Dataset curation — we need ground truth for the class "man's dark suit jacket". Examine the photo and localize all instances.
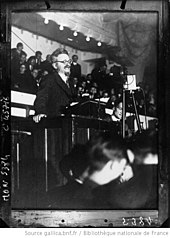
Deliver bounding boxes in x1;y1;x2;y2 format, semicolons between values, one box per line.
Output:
34;72;75;118
70;63;81;80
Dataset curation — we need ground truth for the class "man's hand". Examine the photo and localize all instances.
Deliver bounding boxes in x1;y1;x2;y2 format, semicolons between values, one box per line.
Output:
33;114;47;123
119;164;134;183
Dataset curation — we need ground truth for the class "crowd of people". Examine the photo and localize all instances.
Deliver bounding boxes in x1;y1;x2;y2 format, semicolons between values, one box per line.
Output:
11;42;157;118
41;129;158;209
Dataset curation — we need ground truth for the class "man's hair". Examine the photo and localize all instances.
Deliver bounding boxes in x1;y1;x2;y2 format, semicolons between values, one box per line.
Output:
129;129;158;164
35;51;42;56
20;51;27;57
27;56;36;63
17;42;23;48
59;144;88;180
72;54;78;59
114;98;123;108
51;48;69;58
87;132;128;174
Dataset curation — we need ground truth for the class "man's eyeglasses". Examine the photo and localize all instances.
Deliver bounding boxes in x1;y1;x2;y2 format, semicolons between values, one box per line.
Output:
56;59;72;65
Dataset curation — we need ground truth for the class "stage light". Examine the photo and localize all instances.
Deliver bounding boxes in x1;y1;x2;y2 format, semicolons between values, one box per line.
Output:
44;18;49;24
73;31;78;36
86;36;90;42
59;25;64;31
97;41;102;47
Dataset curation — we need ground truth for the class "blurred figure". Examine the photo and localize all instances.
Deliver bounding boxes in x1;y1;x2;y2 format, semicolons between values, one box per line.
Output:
70;54;81;81
129;129;158;165
85;133;128;186
81;132;132;208
108;129;158;209
43;133;130;209
42;144;90;209
147;91;157;116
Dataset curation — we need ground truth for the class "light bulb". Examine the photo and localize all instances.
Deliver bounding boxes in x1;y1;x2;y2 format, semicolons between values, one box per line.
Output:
73;31;78;37
97;41;102;47
44;18;49;24
86;36;90;42
59;25;64;31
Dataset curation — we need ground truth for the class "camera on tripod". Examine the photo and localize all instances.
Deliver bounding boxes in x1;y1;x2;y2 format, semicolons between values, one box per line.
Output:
124;75;139;91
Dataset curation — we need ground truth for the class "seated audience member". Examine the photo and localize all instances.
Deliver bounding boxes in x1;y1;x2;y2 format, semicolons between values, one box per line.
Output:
91;63;108;90
89;85;98;99
41;54;54;73
11;64;27;90
72;77;79;89
147;91;157;116
25;68;40;94
70;54;81;81
35;51;43;70
11;43;27;76
106;94;117;109
108;62;125;93
107;129;158;209
111;98;123;121
11;42;25;62
102;90;109;98
76;84;85;100
20;51;27;65
86;73;93;89
26;56;36;73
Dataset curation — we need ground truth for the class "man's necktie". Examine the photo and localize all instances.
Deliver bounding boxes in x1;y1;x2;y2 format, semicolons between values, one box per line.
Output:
66;79;70;88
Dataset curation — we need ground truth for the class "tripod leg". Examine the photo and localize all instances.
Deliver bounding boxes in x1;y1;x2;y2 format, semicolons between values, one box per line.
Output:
122;89;126;138
131;91;142;133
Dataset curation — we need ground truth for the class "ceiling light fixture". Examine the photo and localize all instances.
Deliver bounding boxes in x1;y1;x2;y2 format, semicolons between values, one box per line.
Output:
59;25;64;31
86;36;90;42
97;41;102;47
73;31;78;37
44;18;49;24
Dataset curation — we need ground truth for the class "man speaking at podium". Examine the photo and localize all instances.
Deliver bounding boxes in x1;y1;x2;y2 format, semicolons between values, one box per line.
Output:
33;48;75;123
